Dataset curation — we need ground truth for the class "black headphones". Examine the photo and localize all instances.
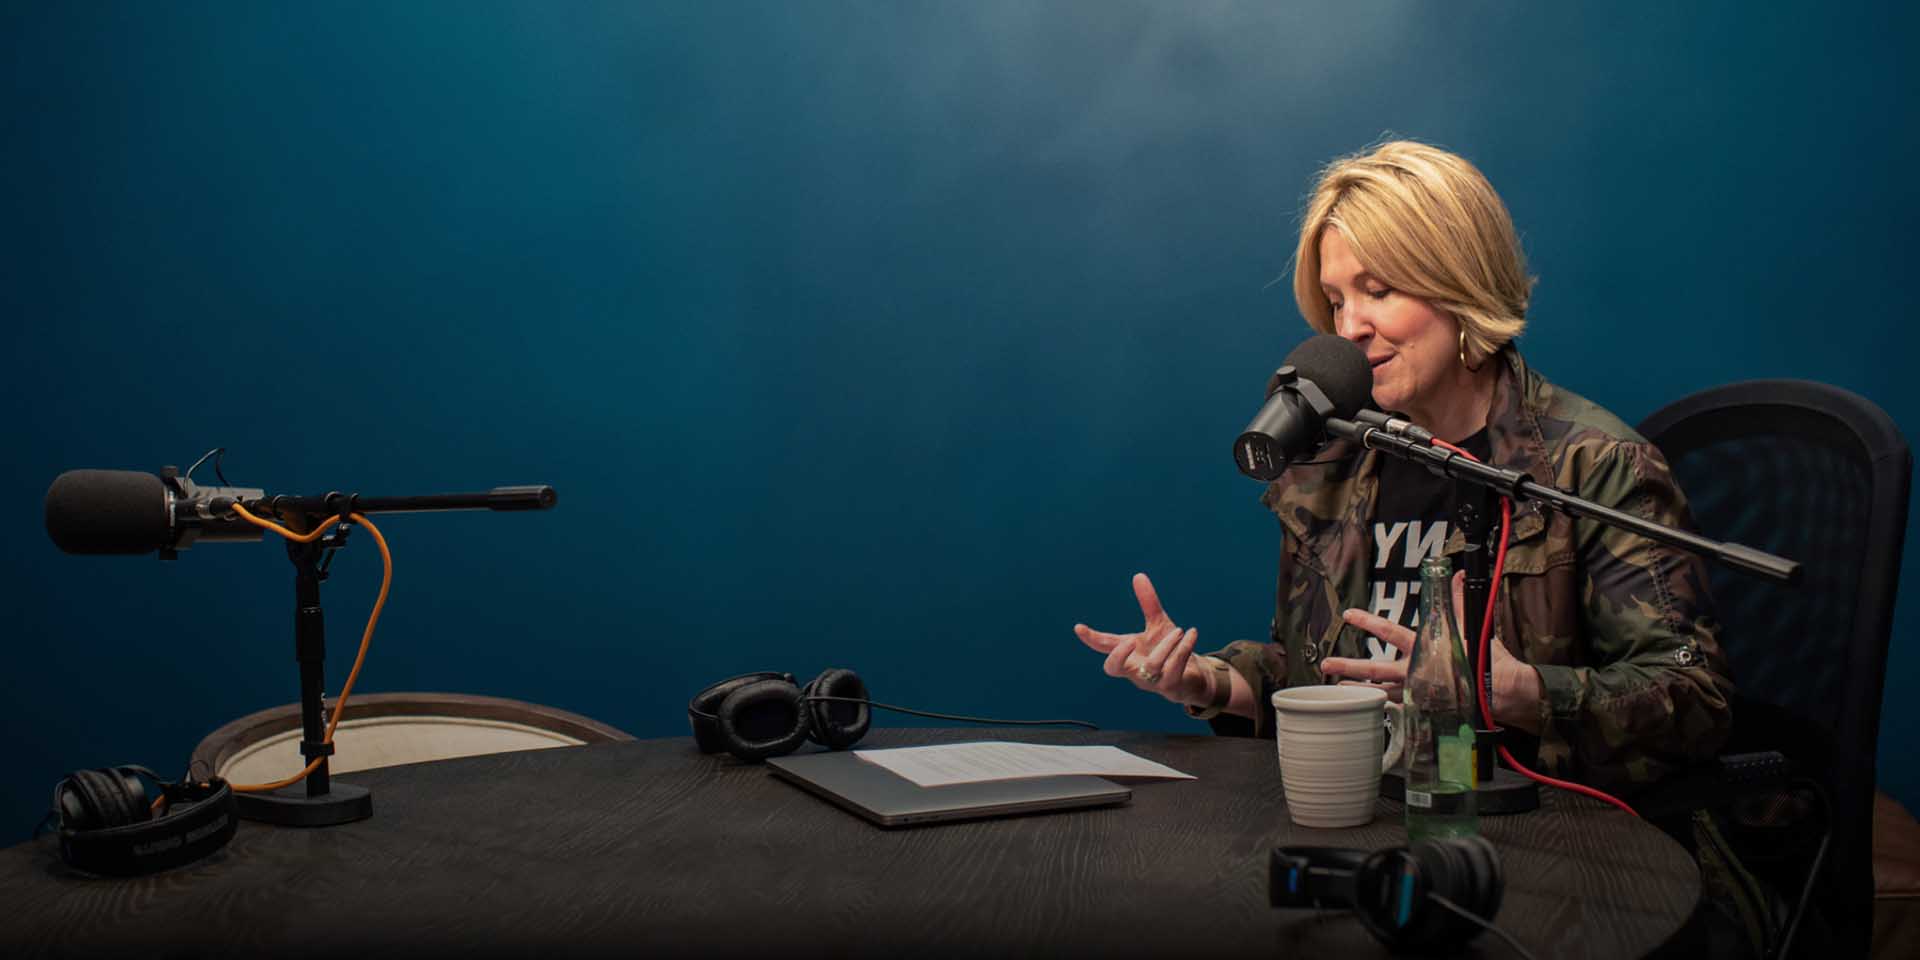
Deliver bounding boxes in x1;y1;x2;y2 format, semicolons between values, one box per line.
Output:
1270;835;1506;952
688;669;874;763
48;765;238;876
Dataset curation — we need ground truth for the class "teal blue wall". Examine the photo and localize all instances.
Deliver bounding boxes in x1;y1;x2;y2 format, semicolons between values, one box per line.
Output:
5;2;1916;832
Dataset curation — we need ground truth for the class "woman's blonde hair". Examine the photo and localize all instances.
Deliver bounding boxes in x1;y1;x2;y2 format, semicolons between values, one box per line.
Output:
1292;140;1533;367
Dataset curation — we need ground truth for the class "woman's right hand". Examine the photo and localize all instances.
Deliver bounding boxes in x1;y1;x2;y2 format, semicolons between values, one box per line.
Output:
1073;573;1210;706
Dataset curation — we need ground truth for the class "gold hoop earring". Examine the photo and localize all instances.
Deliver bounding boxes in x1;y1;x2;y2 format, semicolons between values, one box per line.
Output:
1458;328;1475;371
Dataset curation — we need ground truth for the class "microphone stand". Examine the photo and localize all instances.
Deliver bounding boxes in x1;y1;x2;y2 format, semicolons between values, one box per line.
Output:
1439;482;1545;812
228;485;557;827
1325;418;1800;816
1324;421;1800;581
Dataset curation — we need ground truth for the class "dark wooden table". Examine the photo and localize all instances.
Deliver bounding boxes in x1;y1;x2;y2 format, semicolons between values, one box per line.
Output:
0;728;1697;957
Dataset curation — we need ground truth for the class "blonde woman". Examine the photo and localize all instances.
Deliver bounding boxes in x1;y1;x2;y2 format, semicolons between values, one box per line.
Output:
1073;140;1733;793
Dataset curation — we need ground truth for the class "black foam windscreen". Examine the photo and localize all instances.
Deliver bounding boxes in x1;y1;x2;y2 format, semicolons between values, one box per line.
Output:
1281;334;1373;420
44;470;170;555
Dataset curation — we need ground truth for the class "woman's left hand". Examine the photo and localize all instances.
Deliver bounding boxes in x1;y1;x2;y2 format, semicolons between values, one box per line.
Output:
1317;571;1543;732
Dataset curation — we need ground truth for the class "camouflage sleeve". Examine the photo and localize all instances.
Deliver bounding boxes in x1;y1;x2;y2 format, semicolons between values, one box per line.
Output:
1202;635;1286;738
1530;442;1735;788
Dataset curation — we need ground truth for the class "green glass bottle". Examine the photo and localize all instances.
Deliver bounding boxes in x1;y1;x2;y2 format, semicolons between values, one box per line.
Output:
1404;556;1479;842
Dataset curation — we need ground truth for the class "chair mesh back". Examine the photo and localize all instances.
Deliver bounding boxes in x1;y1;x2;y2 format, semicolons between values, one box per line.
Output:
1640;380;1909;957
1665;427;1869;736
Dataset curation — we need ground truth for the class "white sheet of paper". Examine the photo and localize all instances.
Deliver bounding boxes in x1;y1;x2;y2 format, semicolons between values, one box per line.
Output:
853;741;1195;788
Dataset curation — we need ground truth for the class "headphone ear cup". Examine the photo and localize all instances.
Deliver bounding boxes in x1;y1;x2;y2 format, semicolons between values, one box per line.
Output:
715;677;810;763
1408;837;1501;949
1350;847;1422;950
1409;840;1466;945
108;767;153;825
65;768;143;831
57;771;108;831
802;668;870;750
1452;835;1504;926
1327;838;1507;953
689;672;793;754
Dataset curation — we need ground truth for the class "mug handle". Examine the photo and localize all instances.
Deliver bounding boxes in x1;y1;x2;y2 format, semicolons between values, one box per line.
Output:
1380;701;1406;773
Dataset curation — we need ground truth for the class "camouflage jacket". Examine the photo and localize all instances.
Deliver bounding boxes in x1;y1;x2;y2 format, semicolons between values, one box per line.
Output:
1203;347;1734;791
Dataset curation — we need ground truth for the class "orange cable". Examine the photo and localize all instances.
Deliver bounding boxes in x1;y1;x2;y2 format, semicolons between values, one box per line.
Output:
223;503;392;794
230;505;343;543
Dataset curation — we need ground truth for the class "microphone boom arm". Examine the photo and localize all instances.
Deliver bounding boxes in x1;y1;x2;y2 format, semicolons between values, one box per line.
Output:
232;485;558;520
1325;418;1800;584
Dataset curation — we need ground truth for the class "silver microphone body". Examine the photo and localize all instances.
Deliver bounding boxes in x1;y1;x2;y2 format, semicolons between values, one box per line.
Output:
1353;409;1435;445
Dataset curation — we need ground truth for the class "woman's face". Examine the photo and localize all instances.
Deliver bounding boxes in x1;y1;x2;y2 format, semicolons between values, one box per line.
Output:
1317;227;1462;419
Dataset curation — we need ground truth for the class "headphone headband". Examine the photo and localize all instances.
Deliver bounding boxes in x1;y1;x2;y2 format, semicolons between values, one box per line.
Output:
686;672;794;720
57;774;237;877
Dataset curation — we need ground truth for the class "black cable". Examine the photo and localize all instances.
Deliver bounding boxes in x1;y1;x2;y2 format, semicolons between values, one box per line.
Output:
1695;801;1777;956
1773;779;1832;960
799;695;1098;730
183;447;223;483
29;808;59;841
1427;892;1540;960
32;777;69;841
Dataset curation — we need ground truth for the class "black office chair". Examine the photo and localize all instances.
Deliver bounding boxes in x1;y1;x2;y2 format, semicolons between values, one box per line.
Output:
1639;379;1911;958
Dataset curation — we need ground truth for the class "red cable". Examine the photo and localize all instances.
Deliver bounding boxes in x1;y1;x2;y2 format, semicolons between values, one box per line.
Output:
1477;496;1511;726
1428;438;1639;818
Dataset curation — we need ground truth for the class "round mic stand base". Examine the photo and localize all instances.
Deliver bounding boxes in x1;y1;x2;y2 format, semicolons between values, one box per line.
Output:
236;782;373;827
1380;768;1540;815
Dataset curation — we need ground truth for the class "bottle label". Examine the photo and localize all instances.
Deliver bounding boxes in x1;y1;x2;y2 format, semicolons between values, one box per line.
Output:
1439;724;1477;789
1409;784;1475;816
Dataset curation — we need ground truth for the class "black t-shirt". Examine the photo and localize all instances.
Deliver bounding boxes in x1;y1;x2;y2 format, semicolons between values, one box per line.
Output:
1362;427;1491;664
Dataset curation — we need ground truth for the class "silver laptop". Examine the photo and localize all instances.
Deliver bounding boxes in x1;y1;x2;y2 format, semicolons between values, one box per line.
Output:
767;750;1132;826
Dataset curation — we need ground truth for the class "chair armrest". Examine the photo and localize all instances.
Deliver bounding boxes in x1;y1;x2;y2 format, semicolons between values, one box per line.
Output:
1631;751;1794;819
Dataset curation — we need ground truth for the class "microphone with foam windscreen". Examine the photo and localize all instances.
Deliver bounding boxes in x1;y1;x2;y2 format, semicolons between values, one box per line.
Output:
45;469;266;556
1233;334;1374;481
45;467;559;558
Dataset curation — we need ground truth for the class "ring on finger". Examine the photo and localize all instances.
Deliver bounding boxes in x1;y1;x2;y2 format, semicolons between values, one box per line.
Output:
1135;664;1161;683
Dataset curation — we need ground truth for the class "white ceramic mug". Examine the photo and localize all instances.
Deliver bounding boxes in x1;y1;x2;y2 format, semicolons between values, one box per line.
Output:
1271;685;1406;828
